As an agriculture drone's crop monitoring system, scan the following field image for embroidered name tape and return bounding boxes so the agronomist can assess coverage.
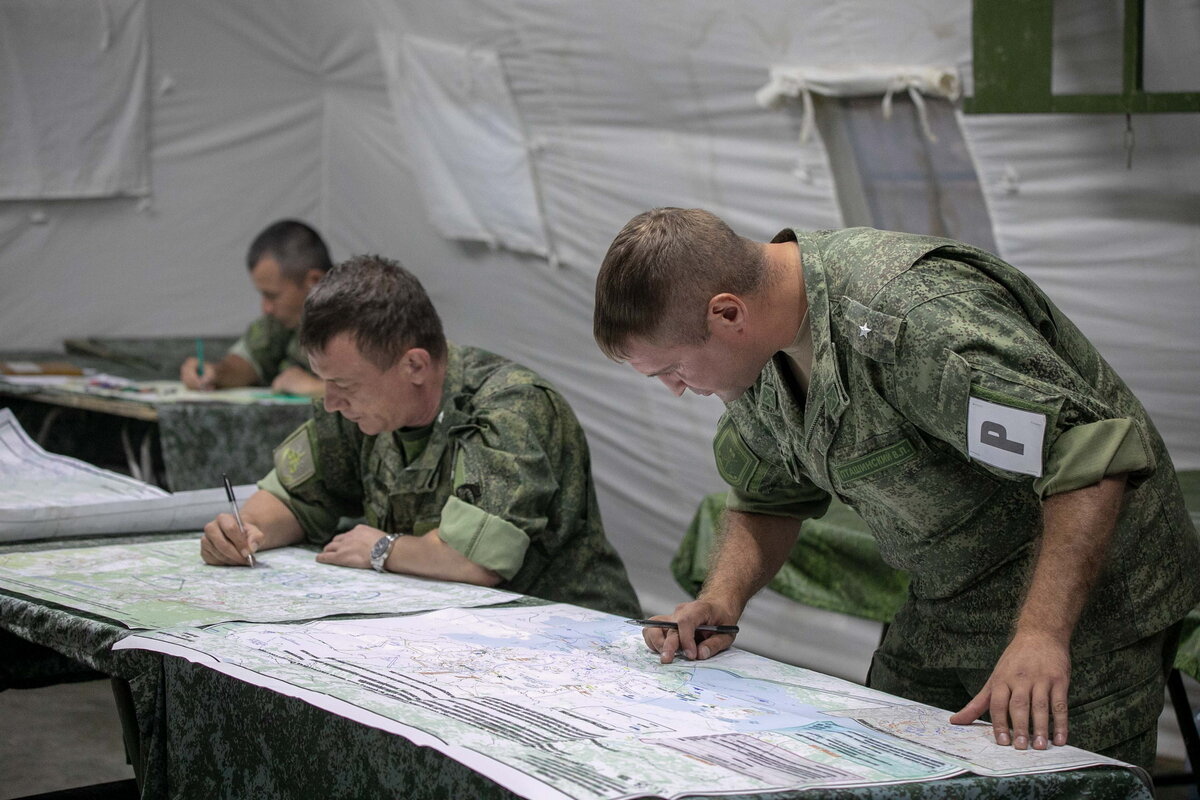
[967,396,1045,476]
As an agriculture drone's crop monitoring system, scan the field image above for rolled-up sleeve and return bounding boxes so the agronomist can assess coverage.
[436,385,561,576]
[228,315,294,384]
[1036,417,1152,496]
[439,495,529,579]
[896,284,1155,498]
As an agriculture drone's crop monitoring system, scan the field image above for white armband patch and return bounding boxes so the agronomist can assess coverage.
[967,397,1045,476]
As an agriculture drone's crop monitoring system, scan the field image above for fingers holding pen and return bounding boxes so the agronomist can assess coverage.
[637,602,740,663]
[201,513,260,566]
[640,616,684,663]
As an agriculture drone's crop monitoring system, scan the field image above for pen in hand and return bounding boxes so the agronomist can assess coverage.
[222,473,253,567]
[626,619,740,634]
[195,338,205,379]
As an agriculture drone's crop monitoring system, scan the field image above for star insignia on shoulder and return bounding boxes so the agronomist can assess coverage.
[858,323,872,337]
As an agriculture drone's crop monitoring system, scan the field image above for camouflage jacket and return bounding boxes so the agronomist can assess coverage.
[227,315,307,384]
[259,343,640,618]
[716,227,1200,666]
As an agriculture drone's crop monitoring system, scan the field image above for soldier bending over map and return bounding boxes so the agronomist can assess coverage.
[592,207,1200,769]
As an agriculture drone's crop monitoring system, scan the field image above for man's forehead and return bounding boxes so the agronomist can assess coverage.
[250,255,281,281]
[309,334,373,379]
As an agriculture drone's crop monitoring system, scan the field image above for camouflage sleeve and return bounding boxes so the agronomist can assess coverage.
[892,280,1154,498]
[256,409,365,544]
[280,332,310,374]
[226,315,294,384]
[714,410,832,519]
[435,384,564,578]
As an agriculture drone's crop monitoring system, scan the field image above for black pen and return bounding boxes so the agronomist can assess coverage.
[626,619,739,634]
[222,473,253,567]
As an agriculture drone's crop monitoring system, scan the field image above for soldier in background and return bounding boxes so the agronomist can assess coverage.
[202,254,640,618]
[592,207,1200,769]
[181,219,331,397]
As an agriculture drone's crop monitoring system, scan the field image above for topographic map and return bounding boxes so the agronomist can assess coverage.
[116,604,1128,799]
[0,408,167,508]
[0,539,517,628]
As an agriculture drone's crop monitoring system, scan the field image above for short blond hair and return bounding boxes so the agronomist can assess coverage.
[593,208,764,360]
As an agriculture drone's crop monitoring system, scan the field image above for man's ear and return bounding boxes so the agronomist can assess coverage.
[403,348,432,383]
[708,293,747,332]
[302,269,325,292]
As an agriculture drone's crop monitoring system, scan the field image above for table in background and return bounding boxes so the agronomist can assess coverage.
[0,337,312,491]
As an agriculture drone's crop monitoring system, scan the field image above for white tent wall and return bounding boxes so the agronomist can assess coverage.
[0,0,1196,756]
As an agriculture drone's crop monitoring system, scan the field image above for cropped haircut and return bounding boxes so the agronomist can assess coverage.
[246,219,333,283]
[299,254,447,371]
[593,208,765,361]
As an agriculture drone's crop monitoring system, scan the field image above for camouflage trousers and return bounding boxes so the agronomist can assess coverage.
[866,620,1183,770]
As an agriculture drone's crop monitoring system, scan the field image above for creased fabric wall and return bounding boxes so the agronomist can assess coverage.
[355,0,976,677]
[1,1,1195,701]
[0,0,150,199]
[0,1,372,349]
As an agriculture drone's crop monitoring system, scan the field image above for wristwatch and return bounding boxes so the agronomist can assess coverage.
[369,533,400,573]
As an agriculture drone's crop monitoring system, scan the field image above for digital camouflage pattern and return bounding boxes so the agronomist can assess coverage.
[261,343,641,618]
[227,314,308,384]
[713,228,1200,761]
[156,401,315,491]
[716,226,1200,665]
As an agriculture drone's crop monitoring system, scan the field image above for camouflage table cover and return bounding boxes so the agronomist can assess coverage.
[0,341,313,491]
[1,535,1153,800]
[676,472,1200,681]
[0,533,191,799]
[154,401,313,489]
[162,654,1151,800]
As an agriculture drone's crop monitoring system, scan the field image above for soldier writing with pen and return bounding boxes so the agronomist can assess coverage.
[181,219,331,397]
[202,254,640,618]
[592,208,1200,771]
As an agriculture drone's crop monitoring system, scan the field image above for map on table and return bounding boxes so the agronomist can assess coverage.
[0,408,252,541]
[0,538,518,629]
[0,407,168,508]
[115,604,1133,800]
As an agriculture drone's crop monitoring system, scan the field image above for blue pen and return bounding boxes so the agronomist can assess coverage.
[196,338,205,378]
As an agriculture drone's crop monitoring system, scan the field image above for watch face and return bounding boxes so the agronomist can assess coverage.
[371,536,390,558]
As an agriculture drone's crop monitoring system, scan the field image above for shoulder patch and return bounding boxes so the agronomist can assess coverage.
[274,425,316,489]
[967,395,1046,476]
[713,416,761,490]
